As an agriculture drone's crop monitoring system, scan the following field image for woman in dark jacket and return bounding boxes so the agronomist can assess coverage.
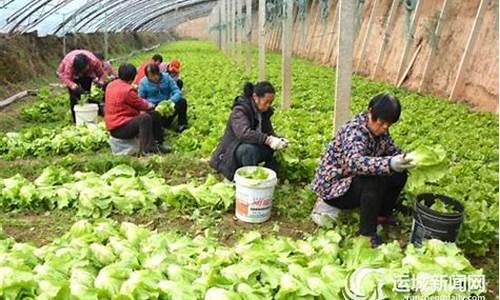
[210,81,288,180]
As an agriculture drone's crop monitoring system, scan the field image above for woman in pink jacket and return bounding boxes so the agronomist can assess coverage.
[57,49,105,123]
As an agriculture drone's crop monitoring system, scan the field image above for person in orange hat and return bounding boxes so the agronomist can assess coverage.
[166,59,183,90]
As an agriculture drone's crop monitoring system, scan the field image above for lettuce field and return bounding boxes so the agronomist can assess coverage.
[0,41,498,299]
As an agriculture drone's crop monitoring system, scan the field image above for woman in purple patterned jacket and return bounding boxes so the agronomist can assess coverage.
[311,93,413,247]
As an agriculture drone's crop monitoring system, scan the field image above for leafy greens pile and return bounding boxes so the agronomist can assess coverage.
[0,165,234,217]
[405,145,448,192]
[237,167,269,181]
[0,220,482,299]
[136,41,497,255]
[0,123,108,160]
[155,100,176,118]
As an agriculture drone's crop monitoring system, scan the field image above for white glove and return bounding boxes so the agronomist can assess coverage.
[266,136,288,151]
[390,154,414,172]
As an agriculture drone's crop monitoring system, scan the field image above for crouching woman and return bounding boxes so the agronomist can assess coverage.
[210,81,288,180]
[104,64,170,155]
[311,93,413,247]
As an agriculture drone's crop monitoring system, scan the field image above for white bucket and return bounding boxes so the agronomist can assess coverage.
[234,166,278,223]
[74,103,99,126]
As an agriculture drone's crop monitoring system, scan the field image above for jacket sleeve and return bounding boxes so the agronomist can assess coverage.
[343,131,392,176]
[91,58,105,83]
[315,141,341,181]
[382,135,402,156]
[167,76,182,103]
[125,89,150,111]
[57,57,75,88]
[138,79,147,99]
[230,107,269,145]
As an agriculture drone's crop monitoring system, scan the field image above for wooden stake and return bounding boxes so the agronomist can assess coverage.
[371,0,399,79]
[449,0,488,100]
[334,0,355,133]
[397,42,422,87]
[356,0,379,72]
[419,0,450,92]
[395,0,424,83]
[316,0,333,61]
[322,0,340,64]
[306,0,322,57]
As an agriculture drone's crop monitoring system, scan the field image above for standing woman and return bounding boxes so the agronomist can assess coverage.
[311,93,413,247]
[57,49,105,123]
[210,81,288,181]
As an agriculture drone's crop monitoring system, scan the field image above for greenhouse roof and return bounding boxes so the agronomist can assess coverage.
[0,0,216,36]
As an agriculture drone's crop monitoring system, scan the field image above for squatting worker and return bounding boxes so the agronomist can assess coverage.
[138,64,188,133]
[134,54,167,86]
[310,93,413,247]
[166,59,183,90]
[104,63,170,155]
[210,81,289,181]
[57,49,105,123]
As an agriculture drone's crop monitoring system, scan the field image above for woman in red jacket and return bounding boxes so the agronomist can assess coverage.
[104,63,171,155]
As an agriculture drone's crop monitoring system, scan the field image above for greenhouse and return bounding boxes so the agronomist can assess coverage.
[0,0,498,299]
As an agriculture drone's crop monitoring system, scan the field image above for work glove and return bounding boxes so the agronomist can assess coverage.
[266,136,288,151]
[390,154,414,173]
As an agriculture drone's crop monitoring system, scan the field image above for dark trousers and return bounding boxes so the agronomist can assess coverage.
[110,111,164,152]
[68,77,92,123]
[161,98,188,128]
[235,143,278,172]
[325,172,408,236]
[176,79,183,91]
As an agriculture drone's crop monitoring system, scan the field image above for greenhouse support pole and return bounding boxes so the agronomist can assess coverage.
[233,0,237,57]
[104,30,109,59]
[237,0,243,63]
[395,0,423,83]
[371,0,398,79]
[222,0,227,54]
[450,0,487,100]
[229,0,234,57]
[258,0,266,80]
[218,4,222,49]
[333,0,355,134]
[419,0,450,92]
[282,0,293,109]
[356,0,379,72]
[63,35,66,55]
[245,0,252,75]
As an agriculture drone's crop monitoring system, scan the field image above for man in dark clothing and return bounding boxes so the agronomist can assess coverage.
[210,81,288,180]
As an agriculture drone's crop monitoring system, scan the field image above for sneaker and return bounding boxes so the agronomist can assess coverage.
[377,215,398,226]
[156,143,172,154]
[177,125,188,133]
[310,198,340,227]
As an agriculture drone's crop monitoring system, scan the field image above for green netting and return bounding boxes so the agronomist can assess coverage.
[296,0,308,22]
[354,0,365,35]
[403,0,418,39]
[265,0,284,27]
[320,0,329,23]
[423,11,440,49]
